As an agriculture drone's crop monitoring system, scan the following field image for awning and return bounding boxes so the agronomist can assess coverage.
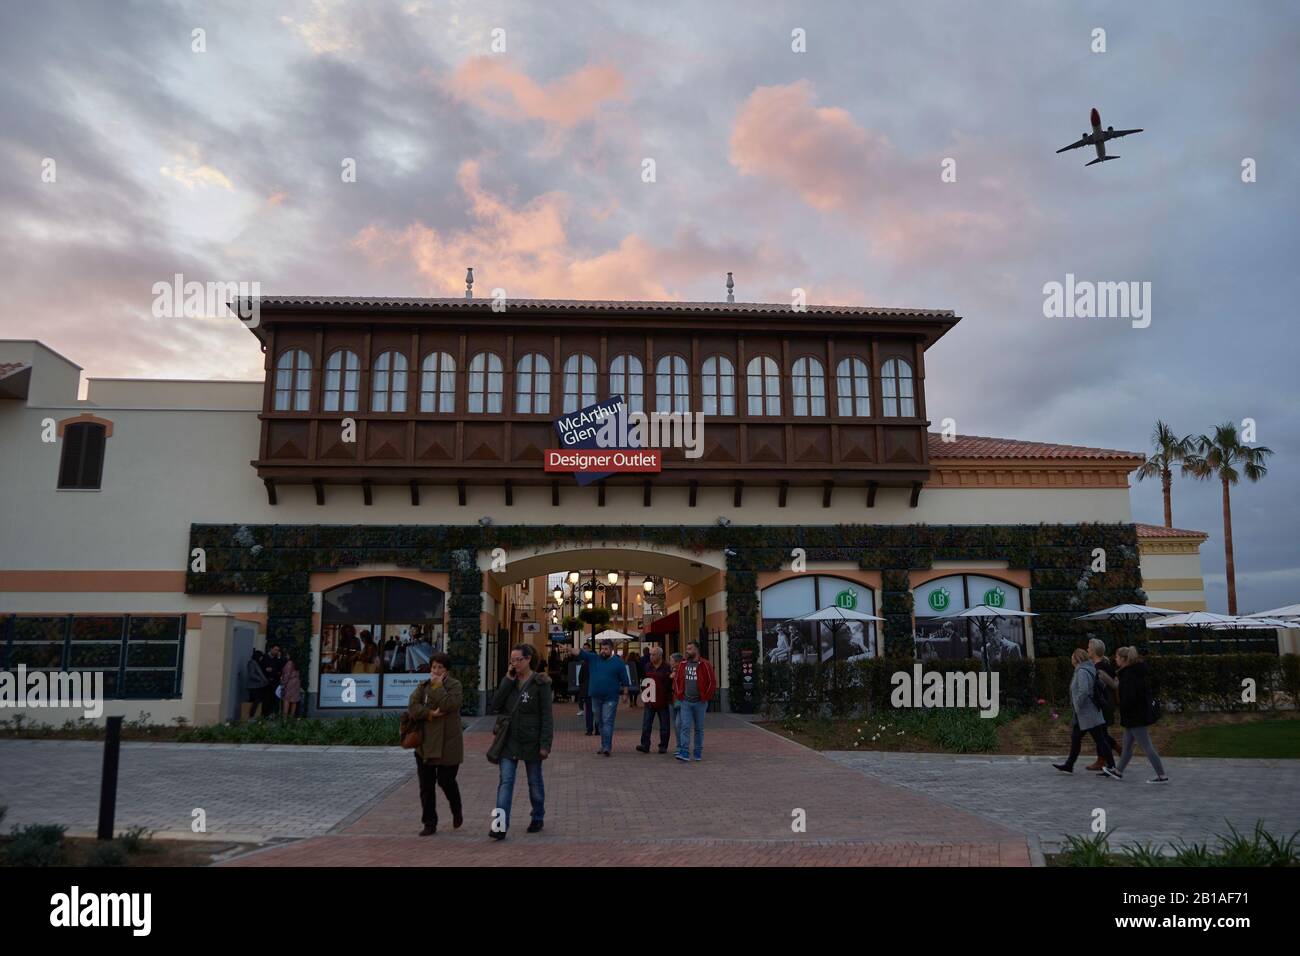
[647,611,680,634]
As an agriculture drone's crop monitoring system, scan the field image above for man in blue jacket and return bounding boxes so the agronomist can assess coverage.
[563,638,631,755]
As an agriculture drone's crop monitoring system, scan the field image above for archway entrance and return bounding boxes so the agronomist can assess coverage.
[481,543,727,705]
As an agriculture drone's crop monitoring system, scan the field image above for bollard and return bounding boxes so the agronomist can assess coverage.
[97,715,124,840]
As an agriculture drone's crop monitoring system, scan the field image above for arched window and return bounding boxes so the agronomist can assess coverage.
[701,355,735,415]
[419,352,455,413]
[57,420,108,490]
[655,355,689,414]
[609,354,643,413]
[515,353,551,414]
[881,358,915,417]
[912,575,1026,662]
[371,351,408,412]
[323,350,360,412]
[759,576,878,664]
[836,357,871,417]
[467,352,504,413]
[746,356,781,416]
[274,349,311,411]
[562,353,597,413]
[790,357,826,417]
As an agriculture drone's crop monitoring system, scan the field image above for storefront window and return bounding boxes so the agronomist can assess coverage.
[912,574,1025,662]
[760,576,877,664]
[318,577,445,709]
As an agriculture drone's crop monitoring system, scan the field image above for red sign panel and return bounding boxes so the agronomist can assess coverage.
[544,449,661,474]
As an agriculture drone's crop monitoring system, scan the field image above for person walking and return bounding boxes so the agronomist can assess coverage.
[573,640,595,734]
[672,641,717,762]
[1111,646,1169,783]
[262,644,285,718]
[244,649,268,719]
[279,656,302,717]
[1085,638,1122,770]
[1053,648,1117,776]
[624,649,642,709]
[409,653,465,835]
[635,645,673,753]
[562,639,631,755]
[489,644,553,839]
[668,652,684,751]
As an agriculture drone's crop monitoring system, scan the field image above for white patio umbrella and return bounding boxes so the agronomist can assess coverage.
[1247,604,1300,621]
[936,604,1038,672]
[795,605,886,623]
[1075,603,1184,622]
[591,628,639,644]
[1144,611,1241,629]
[1208,616,1294,630]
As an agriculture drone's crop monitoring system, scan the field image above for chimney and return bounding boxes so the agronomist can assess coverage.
[465,267,474,299]
[725,272,735,303]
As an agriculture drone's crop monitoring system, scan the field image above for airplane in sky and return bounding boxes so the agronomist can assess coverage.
[1056,108,1143,165]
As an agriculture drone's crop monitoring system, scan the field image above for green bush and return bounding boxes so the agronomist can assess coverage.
[117,826,155,854]
[5,824,67,867]
[177,713,402,746]
[85,842,129,867]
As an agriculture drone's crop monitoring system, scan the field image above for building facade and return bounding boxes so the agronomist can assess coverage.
[0,297,1210,722]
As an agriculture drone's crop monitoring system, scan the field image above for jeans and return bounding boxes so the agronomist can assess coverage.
[672,701,682,749]
[1064,721,1114,769]
[415,756,461,827]
[1116,726,1166,776]
[676,700,707,759]
[593,696,619,751]
[641,706,670,750]
[495,757,544,831]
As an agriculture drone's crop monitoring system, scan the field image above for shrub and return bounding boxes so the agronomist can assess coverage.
[117,826,155,854]
[5,824,67,867]
[85,842,129,867]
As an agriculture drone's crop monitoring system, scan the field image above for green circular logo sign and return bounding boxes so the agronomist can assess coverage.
[984,587,1006,608]
[928,588,951,612]
[834,588,858,610]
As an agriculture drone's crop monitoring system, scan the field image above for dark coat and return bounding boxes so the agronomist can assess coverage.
[1117,660,1154,728]
[491,672,554,762]
[407,676,465,765]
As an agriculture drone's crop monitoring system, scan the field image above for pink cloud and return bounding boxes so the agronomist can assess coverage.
[729,80,891,211]
[351,161,795,299]
[443,57,625,129]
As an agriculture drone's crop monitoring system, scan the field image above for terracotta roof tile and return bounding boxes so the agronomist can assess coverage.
[248,296,956,320]
[928,433,1142,461]
[1135,523,1209,540]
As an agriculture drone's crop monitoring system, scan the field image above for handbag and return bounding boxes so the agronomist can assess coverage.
[487,674,533,764]
[399,686,428,749]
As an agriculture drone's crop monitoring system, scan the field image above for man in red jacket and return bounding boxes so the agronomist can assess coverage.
[672,641,717,762]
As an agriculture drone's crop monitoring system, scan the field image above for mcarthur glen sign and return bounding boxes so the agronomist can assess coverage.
[546,396,704,485]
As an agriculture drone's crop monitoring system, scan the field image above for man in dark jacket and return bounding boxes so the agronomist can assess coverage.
[262,644,285,717]
[244,650,268,718]
[489,644,553,839]
[572,640,595,735]
[636,645,673,753]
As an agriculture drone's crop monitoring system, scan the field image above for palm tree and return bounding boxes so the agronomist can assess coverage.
[1134,420,1194,527]
[1183,422,1273,614]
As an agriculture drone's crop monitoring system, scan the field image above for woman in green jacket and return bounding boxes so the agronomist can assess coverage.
[489,644,553,840]
[407,653,464,835]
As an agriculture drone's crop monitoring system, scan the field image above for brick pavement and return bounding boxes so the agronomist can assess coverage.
[222,706,1030,866]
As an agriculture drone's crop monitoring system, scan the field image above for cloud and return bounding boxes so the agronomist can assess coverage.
[729,80,891,211]
[159,144,234,191]
[442,56,625,130]
[351,160,792,299]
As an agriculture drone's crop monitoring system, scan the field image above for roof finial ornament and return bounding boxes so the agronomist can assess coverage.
[465,267,474,299]
[725,272,735,303]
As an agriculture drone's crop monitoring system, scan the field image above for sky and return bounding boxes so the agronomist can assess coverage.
[2,0,1297,612]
